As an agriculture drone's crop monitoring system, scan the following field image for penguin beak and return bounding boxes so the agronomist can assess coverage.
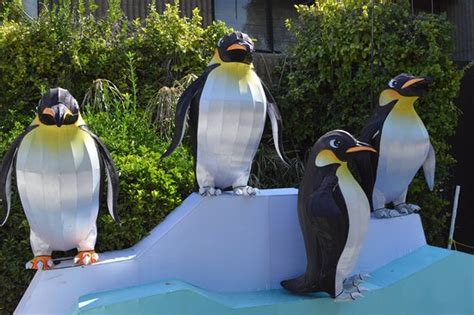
[50,104,73,127]
[401,76,432,90]
[227,43,247,52]
[346,142,377,154]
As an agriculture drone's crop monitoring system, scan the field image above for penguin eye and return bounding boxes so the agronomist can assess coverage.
[329,139,341,149]
[388,79,397,88]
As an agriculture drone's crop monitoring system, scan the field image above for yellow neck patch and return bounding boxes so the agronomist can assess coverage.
[315,149,342,167]
[208,49,254,71]
[32,113,86,128]
[392,96,419,116]
[379,89,401,106]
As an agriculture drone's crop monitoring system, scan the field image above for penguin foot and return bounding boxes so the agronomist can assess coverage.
[199,187,222,197]
[343,274,370,293]
[233,186,258,197]
[25,256,54,270]
[343,273,370,287]
[395,203,421,214]
[335,290,364,302]
[373,208,404,219]
[74,250,99,266]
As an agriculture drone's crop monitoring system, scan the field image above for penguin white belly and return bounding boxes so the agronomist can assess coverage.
[334,164,370,295]
[374,109,429,205]
[16,126,101,251]
[196,64,266,189]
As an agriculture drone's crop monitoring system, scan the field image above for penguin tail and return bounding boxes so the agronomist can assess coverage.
[280,274,320,294]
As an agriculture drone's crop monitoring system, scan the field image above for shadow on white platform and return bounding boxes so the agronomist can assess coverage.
[15,188,426,314]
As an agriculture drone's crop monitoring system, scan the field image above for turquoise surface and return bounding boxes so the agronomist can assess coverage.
[75,245,474,315]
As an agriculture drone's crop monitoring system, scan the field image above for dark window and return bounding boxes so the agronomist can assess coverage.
[214,0,299,53]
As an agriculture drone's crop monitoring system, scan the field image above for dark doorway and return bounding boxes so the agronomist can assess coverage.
[451,65,474,253]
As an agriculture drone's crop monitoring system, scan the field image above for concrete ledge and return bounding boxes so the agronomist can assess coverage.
[15,188,426,314]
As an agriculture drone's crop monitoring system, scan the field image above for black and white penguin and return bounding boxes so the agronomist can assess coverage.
[162,31,287,196]
[0,88,119,270]
[360,74,435,218]
[281,130,376,300]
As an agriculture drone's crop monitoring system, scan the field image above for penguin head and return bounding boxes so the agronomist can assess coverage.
[379,73,432,106]
[314,130,376,167]
[37,87,80,127]
[216,31,255,64]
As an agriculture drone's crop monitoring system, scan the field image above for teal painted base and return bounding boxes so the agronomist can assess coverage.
[75,246,474,315]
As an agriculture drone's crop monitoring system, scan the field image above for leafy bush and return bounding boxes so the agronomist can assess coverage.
[0,0,231,118]
[273,0,463,245]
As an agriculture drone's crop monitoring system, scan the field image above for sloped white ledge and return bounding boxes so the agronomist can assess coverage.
[15,188,426,314]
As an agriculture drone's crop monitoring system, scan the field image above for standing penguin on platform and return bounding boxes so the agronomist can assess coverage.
[359,74,435,218]
[281,130,376,300]
[162,31,287,196]
[0,88,119,270]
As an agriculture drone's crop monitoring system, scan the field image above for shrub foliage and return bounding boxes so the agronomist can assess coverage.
[0,0,229,120]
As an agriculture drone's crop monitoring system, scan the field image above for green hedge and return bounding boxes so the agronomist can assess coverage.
[273,0,463,245]
[0,0,229,119]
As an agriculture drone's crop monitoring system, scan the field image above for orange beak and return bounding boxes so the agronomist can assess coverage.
[346,145,377,154]
[41,107,55,118]
[226,43,247,51]
[401,78,425,89]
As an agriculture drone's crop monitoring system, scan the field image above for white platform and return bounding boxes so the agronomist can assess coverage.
[15,188,427,314]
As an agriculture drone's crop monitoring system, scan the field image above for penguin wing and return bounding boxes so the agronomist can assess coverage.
[423,142,436,191]
[162,64,220,158]
[307,174,341,217]
[0,125,38,226]
[261,81,289,166]
[79,125,120,223]
[359,105,393,144]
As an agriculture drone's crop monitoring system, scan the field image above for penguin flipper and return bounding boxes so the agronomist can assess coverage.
[281,175,341,294]
[79,125,120,223]
[423,142,436,191]
[261,81,289,166]
[0,125,38,226]
[359,104,393,144]
[308,174,341,217]
[162,64,220,159]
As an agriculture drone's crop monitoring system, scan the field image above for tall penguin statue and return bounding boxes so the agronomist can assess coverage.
[0,88,119,270]
[162,31,287,196]
[359,74,435,218]
[281,130,376,300]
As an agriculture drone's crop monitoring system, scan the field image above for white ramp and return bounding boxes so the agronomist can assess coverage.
[15,188,426,314]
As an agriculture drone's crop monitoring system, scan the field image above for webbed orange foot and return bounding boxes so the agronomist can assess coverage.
[25,256,53,270]
[74,250,99,266]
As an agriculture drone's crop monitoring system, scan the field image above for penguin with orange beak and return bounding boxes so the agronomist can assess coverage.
[0,88,119,269]
[162,31,287,196]
[281,130,376,300]
[360,74,435,218]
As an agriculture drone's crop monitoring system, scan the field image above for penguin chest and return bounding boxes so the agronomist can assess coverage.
[334,165,370,295]
[375,107,430,202]
[196,65,267,188]
[15,126,101,249]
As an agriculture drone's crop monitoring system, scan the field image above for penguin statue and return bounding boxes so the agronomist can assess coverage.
[162,31,287,196]
[359,74,435,218]
[281,130,376,300]
[0,88,119,270]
